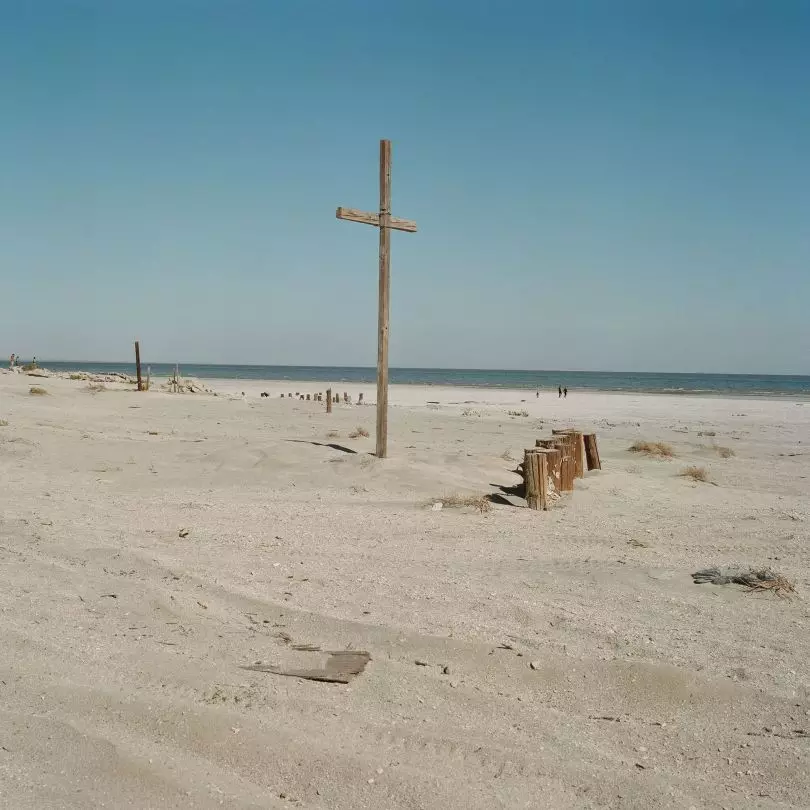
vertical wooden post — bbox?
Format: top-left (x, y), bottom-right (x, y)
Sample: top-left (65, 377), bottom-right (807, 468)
top-left (553, 428), bottom-right (585, 478)
top-left (376, 139), bottom-right (392, 458)
top-left (584, 433), bottom-right (602, 470)
top-left (326, 387), bottom-right (332, 414)
top-left (524, 449), bottom-right (549, 510)
top-left (134, 341), bottom-right (143, 392)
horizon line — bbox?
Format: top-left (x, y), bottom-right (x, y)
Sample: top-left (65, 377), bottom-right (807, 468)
top-left (31, 360), bottom-right (810, 378)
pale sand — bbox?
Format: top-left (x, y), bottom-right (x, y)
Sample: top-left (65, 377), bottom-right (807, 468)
top-left (1, 369), bottom-right (808, 809)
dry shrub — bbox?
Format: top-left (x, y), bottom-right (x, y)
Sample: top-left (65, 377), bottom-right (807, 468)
top-left (629, 440), bottom-right (674, 458)
top-left (0, 419), bottom-right (8, 427)
top-left (501, 448), bottom-right (515, 461)
top-left (715, 445), bottom-right (735, 458)
top-left (326, 430), bottom-right (340, 439)
top-left (86, 383), bottom-right (106, 393)
top-left (698, 430), bottom-right (717, 437)
top-left (462, 408), bottom-right (483, 417)
top-left (746, 574), bottom-right (796, 598)
top-left (507, 410), bottom-right (529, 418)
top-left (680, 465), bottom-right (710, 483)
top-left (349, 426), bottom-right (370, 439)
top-left (435, 493), bottom-right (492, 514)
top-left (29, 386), bottom-right (48, 396)
top-left (69, 373), bottom-right (84, 380)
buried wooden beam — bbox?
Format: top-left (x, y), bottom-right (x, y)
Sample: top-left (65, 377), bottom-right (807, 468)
top-left (584, 433), bottom-right (602, 471)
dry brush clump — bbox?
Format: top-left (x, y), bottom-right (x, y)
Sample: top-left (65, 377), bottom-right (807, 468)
top-left (29, 386), bottom-right (48, 396)
top-left (326, 430), bottom-right (340, 439)
top-left (86, 383), bottom-right (107, 393)
top-left (680, 465), bottom-right (710, 483)
top-left (0, 419), bottom-right (8, 427)
top-left (507, 410), bottom-right (529, 418)
top-left (714, 445), bottom-right (735, 458)
top-left (629, 440), bottom-right (674, 458)
top-left (434, 493), bottom-right (492, 514)
top-left (349, 426), bottom-right (370, 439)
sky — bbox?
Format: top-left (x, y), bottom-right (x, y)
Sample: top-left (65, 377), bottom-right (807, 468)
top-left (1, 1), bottom-right (808, 373)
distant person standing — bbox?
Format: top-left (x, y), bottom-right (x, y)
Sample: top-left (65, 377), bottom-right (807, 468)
top-left (32, 356), bottom-right (37, 368)
top-left (564, 387), bottom-right (568, 399)
top-left (558, 386), bottom-right (562, 398)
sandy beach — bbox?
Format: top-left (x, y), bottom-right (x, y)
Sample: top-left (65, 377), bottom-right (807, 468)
top-left (1, 368), bottom-right (808, 809)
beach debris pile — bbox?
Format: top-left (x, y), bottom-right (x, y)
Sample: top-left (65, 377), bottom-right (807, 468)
top-left (692, 566), bottom-right (797, 597)
top-left (161, 377), bottom-right (214, 395)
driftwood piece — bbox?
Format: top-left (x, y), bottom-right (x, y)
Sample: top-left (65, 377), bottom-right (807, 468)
top-left (241, 650), bottom-right (370, 684)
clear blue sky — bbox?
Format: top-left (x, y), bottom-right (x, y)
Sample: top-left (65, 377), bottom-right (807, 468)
top-left (2, 1), bottom-right (808, 373)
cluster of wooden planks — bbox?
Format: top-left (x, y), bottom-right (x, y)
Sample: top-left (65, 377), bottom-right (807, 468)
top-left (523, 429), bottom-right (601, 511)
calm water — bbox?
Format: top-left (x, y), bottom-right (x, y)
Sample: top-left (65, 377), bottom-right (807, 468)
top-left (35, 363), bottom-right (810, 398)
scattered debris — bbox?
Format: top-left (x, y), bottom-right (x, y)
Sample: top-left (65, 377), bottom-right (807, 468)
top-left (242, 650), bottom-right (370, 684)
top-left (692, 567), bottom-right (796, 597)
top-left (178, 528), bottom-right (190, 538)
top-left (100, 593), bottom-right (118, 599)
top-left (349, 426), bottom-right (370, 439)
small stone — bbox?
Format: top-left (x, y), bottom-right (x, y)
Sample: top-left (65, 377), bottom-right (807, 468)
top-left (442, 665), bottom-right (451, 675)
top-left (415, 659), bottom-right (428, 667)
top-left (367, 778), bottom-right (375, 784)
top-left (530, 661), bottom-right (541, 670)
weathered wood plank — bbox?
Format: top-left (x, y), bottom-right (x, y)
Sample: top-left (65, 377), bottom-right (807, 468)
top-left (376, 140), bottom-right (392, 458)
top-left (335, 207), bottom-right (417, 233)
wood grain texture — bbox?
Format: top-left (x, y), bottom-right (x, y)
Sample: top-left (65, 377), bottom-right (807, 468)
top-left (376, 140), bottom-right (392, 459)
top-left (524, 449), bottom-right (549, 510)
top-left (584, 433), bottom-right (602, 471)
top-left (335, 207), bottom-right (417, 233)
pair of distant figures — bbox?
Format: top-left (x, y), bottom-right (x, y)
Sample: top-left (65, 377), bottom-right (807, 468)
top-left (8, 354), bottom-right (35, 369)
top-left (536, 386), bottom-right (567, 398)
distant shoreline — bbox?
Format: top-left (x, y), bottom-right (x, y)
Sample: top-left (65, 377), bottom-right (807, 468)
top-left (28, 361), bottom-right (810, 400)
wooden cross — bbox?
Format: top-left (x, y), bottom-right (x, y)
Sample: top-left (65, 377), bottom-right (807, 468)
top-left (336, 139), bottom-right (417, 459)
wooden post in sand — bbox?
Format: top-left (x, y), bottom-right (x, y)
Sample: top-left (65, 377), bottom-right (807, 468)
top-left (534, 444), bottom-right (562, 494)
top-left (146, 365), bottom-right (151, 392)
top-left (584, 433), bottom-right (601, 471)
top-left (336, 140), bottom-right (418, 459)
top-left (524, 449), bottom-right (550, 510)
top-left (134, 341), bottom-right (143, 391)
top-left (326, 388), bottom-right (332, 414)
top-left (538, 436), bottom-right (575, 492)
top-left (553, 429), bottom-right (585, 479)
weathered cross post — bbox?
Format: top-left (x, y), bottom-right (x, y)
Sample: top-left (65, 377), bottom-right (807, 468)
top-left (134, 340), bottom-right (143, 392)
top-left (336, 139), bottom-right (417, 458)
